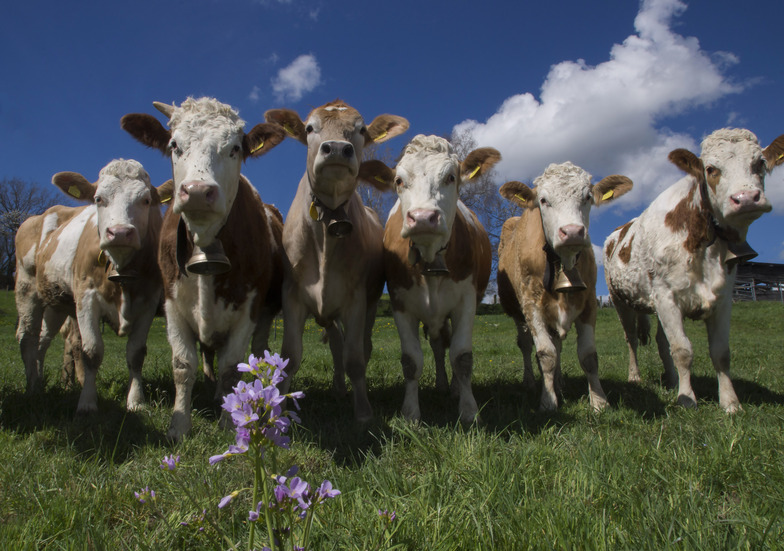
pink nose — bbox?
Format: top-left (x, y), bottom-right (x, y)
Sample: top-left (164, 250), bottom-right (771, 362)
top-left (105, 225), bottom-right (136, 246)
top-left (179, 181), bottom-right (218, 209)
top-left (558, 224), bottom-right (586, 245)
top-left (320, 140), bottom-right (355, 160)
top-left (406, 209), bottom-right (440, 232)
top-left (730, 189), bottom-right (762, 210)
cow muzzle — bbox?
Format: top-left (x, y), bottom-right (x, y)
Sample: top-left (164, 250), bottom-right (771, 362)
top-left (178, 181), bottom-right (220, 212)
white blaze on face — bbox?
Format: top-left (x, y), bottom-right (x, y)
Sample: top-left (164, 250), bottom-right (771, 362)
top-left (305, 106), bottom-right (365, 210)
top-left (700, 128), bottom-right (772, 234)
top-left (395, 136), bottom-right (460, 262)
top-left (168, 98), bottom-right (246, 246)
top-left (534, 162), bottom-right (594, 269)
top-left (93, 160), bottom-right (154, 269)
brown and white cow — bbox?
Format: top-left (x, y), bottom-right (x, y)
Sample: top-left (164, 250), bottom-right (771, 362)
top-left (121, 97), bottom-right (286, 440)
top-left (14, 159), bottom-right (169, 412)
top-left (604, 128), bottom-right (784, 412)
top-left (498, 162), bottom-right (632, 411)
top-left (359, 135), bottom-right (497, 422)
top-left (264, 100), bottom-right (408, 422)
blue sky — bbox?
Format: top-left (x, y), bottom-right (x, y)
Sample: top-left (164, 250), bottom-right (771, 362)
top-left (2, 0), bottom-right (783, 296)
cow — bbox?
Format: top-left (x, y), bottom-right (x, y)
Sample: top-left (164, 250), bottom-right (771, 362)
top-left (498, 162), bottom-right (633, 411)
top-left (263, 100), bottom-right (408, 422)
top-left (121, 97), bottom-right (287, 440)
top-left (358, 134), bottom-right (498, 422)
top-left (14, 159), bottom-right (169, 413)
top-left (604, 128), bottom-right (784, 413)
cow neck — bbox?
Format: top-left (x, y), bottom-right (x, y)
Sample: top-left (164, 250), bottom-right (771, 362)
top-left (306, 170), bottom-right (353, 238)
top-left (542, 242), bottom-right (586, 293)
top-left (408, 240), bottom-right (449, 276)
top-left (696, 174), bottom-right (756, 265)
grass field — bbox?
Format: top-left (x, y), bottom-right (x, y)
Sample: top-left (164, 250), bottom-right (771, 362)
top-left (0, 289), bottom-right (782, 550)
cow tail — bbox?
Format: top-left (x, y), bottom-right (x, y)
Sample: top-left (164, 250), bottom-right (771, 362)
top-left (636, 313), bottom-right (651, 346)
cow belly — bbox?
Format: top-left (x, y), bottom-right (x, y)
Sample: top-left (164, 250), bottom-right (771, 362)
top-left (171, 278), bottom-right (256, 347)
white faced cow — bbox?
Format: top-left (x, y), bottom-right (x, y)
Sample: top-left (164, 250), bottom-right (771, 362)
top-left (498, 162), bottom-right (633, 411)
top-left (264, 100), bottom-right (408, 422)
top-left (604, 128), bottom-right (784, 413)
top-left (359, 135), bottom-right (498, 423)
top-left (14, 159), bottom-right (168, 413)
top-left (121, 97), bottom-right (286, 440)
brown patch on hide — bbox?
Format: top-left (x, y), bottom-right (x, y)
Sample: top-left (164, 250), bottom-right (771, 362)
top-left (618, 235), bottom-right (634, 264)
top-left (604, 238), bottom-right (616, 259)
top-left (664, 186), bottom-right (710, 254)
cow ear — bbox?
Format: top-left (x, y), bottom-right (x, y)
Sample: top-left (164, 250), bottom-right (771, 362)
top-left (358, 160), bottom-right (396, 192)
top-left (668, 148), bottom-right (704, 181)
top-left (461, 147), bottom-right (501, 182)
top-left (52, 172), bottom-right (96, 203)
top-left (592, 175), bottom-right (633, 206)
top-left (763, 134), bottom-right (784, 172)
top-left (156, 179), bottom-right (174, 206)
top-left (264, 109), bottom-right (307, 145)
top-left (121, 113), bottom-right (171, 154)
top-left (499, 181), bottom-right (537, 209)
top-left (365, 115), bottom-right (409, 145)
top-left (244, 123), bottom-right (287, 159)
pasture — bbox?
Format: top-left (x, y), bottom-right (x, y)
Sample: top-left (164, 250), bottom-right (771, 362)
top-left (0, 289), bottom-right (782, 550)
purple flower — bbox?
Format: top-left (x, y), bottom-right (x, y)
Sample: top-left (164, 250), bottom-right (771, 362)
top-left (134, 486), bottom-right (155, 504)
top-left (160, 454), bottom-right (180, 471)
top-left (379, 509), bottom-right (397, 523)
top-left (218, 491), bottom-right (238, 509)
top-left (316, 480), bottom-right (341, 501)
top-left (263, 350), bottom-right (289, 372)
top-left (248, 501), bottom-right (263, 522)
top-left (231, 402), bottom-right (259, 427)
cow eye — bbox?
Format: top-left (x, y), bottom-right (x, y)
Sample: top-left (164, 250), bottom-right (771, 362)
top-left (306, 125), bottom-right (314, 134)
top-left (446, 174), bottom-right (456, 184)
top-left (753, 158), bottom-right (766, 174)
top-left (94, 196), bottom-right (103, 205)
top-left (540, 197), bottom-right (549, 207)
top-left (230, 145), bottom-right (241, 157)
top-left (360, 127), bottom-right (367, 135)
top-left (395, 177), bottom-right (404, 188)
top-left (706, 165), bottom-right (718, 177)
top-left (169, 140), bottom-right (181, 156)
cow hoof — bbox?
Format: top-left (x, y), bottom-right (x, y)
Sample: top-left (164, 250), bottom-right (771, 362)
top-left (167, 412), bottom-right (192, 442)
top-left (722, 401), bottom-right (742, 414)
top-left (627, 373), bottom-right (641, 384)
top-left (126, 401), bottom-right (148, 413)
top-left (401, 406), bottom-right (421, 423)
top-left (676, 394), bottom-right (697, 409)
top-left (590, 397), bottom-right (609, 412)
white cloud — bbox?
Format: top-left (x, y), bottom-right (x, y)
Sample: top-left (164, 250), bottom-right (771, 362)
top-left (271, 54), bottom-right (321, 103)
top-left (592, 244), bottom-right (604, 267)
top-left (766, 169), bottom-right (784, 215)
top-left (453, 0), bottom-right (742, 211)
top-left (248, 85), bottom-right (261, 102)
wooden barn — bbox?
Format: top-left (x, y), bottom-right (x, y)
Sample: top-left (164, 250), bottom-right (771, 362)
top-left (733, 262), bottom-right (784, 302)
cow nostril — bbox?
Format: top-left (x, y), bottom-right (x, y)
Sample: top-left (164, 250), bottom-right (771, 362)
top-left (320, 143), bottom-right (332, 155)
top-left (343, 144), bottom-right (354, 159)
top-left (428, 212), bottom-right (439, 225)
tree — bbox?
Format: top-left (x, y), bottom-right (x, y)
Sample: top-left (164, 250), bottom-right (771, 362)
top-left (0, 178), bottom-right (60, 288)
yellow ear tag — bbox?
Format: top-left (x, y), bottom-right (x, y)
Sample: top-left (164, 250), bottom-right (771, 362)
top-left (468, 165), bottom-right (481, 179)
top-left (602, 190), bottom-right (614, 201)
top-left (309, 202), bottom-right (318, 221)
top-left (514, 194), bottom-right (527, 205)
top-left (161, 195), bottom-right (172, 204)
top-left (283, 124), bottom-right (295, 136)
top-left (375, 175), bottom-right (387, 185)
top-left (250, 140), bottom-right (265, 155)
top-left (97, 250), bottom-right (107, 266)
top-left (373, 130), bottom-right (388, 142)
top-left (778, 153), bottom-right (784, 161)
top-left (68, 186), bottom-right (81, 198)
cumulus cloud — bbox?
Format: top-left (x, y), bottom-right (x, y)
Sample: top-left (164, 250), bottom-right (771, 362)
top-left (453, 0), bottom-right (742, 211)
top-left (248, 85), bottom-right (261, 102)
top-left (766, 169), bottom-right (784, 214)
top-left (271, 54), bottom-right (321, 103)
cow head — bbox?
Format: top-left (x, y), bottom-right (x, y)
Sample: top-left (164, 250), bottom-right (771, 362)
top-left (265, 100), bottom-right (408, 234)
top-left (668, 128), bottom-right (784, 241)
top-left (500, 162), bottom-right (633, 270)
top-left (52, 159), bottom-right (171, 277)
top-left (360, 135), bottom-right (500, 267)
top-left (121, 97), bottom-right (286, 249)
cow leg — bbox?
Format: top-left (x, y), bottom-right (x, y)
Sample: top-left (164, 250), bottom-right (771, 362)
top-left (450, 302), bottom-right (479, 423)
top-left (60, 317), bottom-right (84, 389)
top-left (325, 322), bottom-right (346, 396)
top-left (251, 305), bottom-right (277, 357)
top-left (705, 298), bottom-right (740, 413)
top-left (522, 307), bottom-right (559, 411)
top-left (342, 297), bottom-right (373, 423)
top-left (16, 289), bottom-right (45, 393)
top-left (75, 293), bottom-right (104, 414)
top-left (655, 299), bottom-right (696, 408)
top-left (515, 321), bottom-right (536, 389)
top-left (655, 319), bottom-right (678, 389)
top-left (124, 302), bottom-right (156, 411)
top-left (200, 343), bottom-right (217, 385)
top-left (395, 310), bottom-right (424, 421)
top-left (614, 301), bottom-right (642, 383)
top-left (575, 317), bottom-right (608, 411)
top-left (166, 301), bottom-right (199, 440)
top-left (216, 321), bottom-right (255, 429)
top-left (279, 288), bottom-right (308, 394)
top-left (431, 322), bottom-right (450, 394)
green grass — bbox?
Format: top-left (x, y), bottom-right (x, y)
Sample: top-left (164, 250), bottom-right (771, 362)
top-left (0, 289), bottom-right (783, 549)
